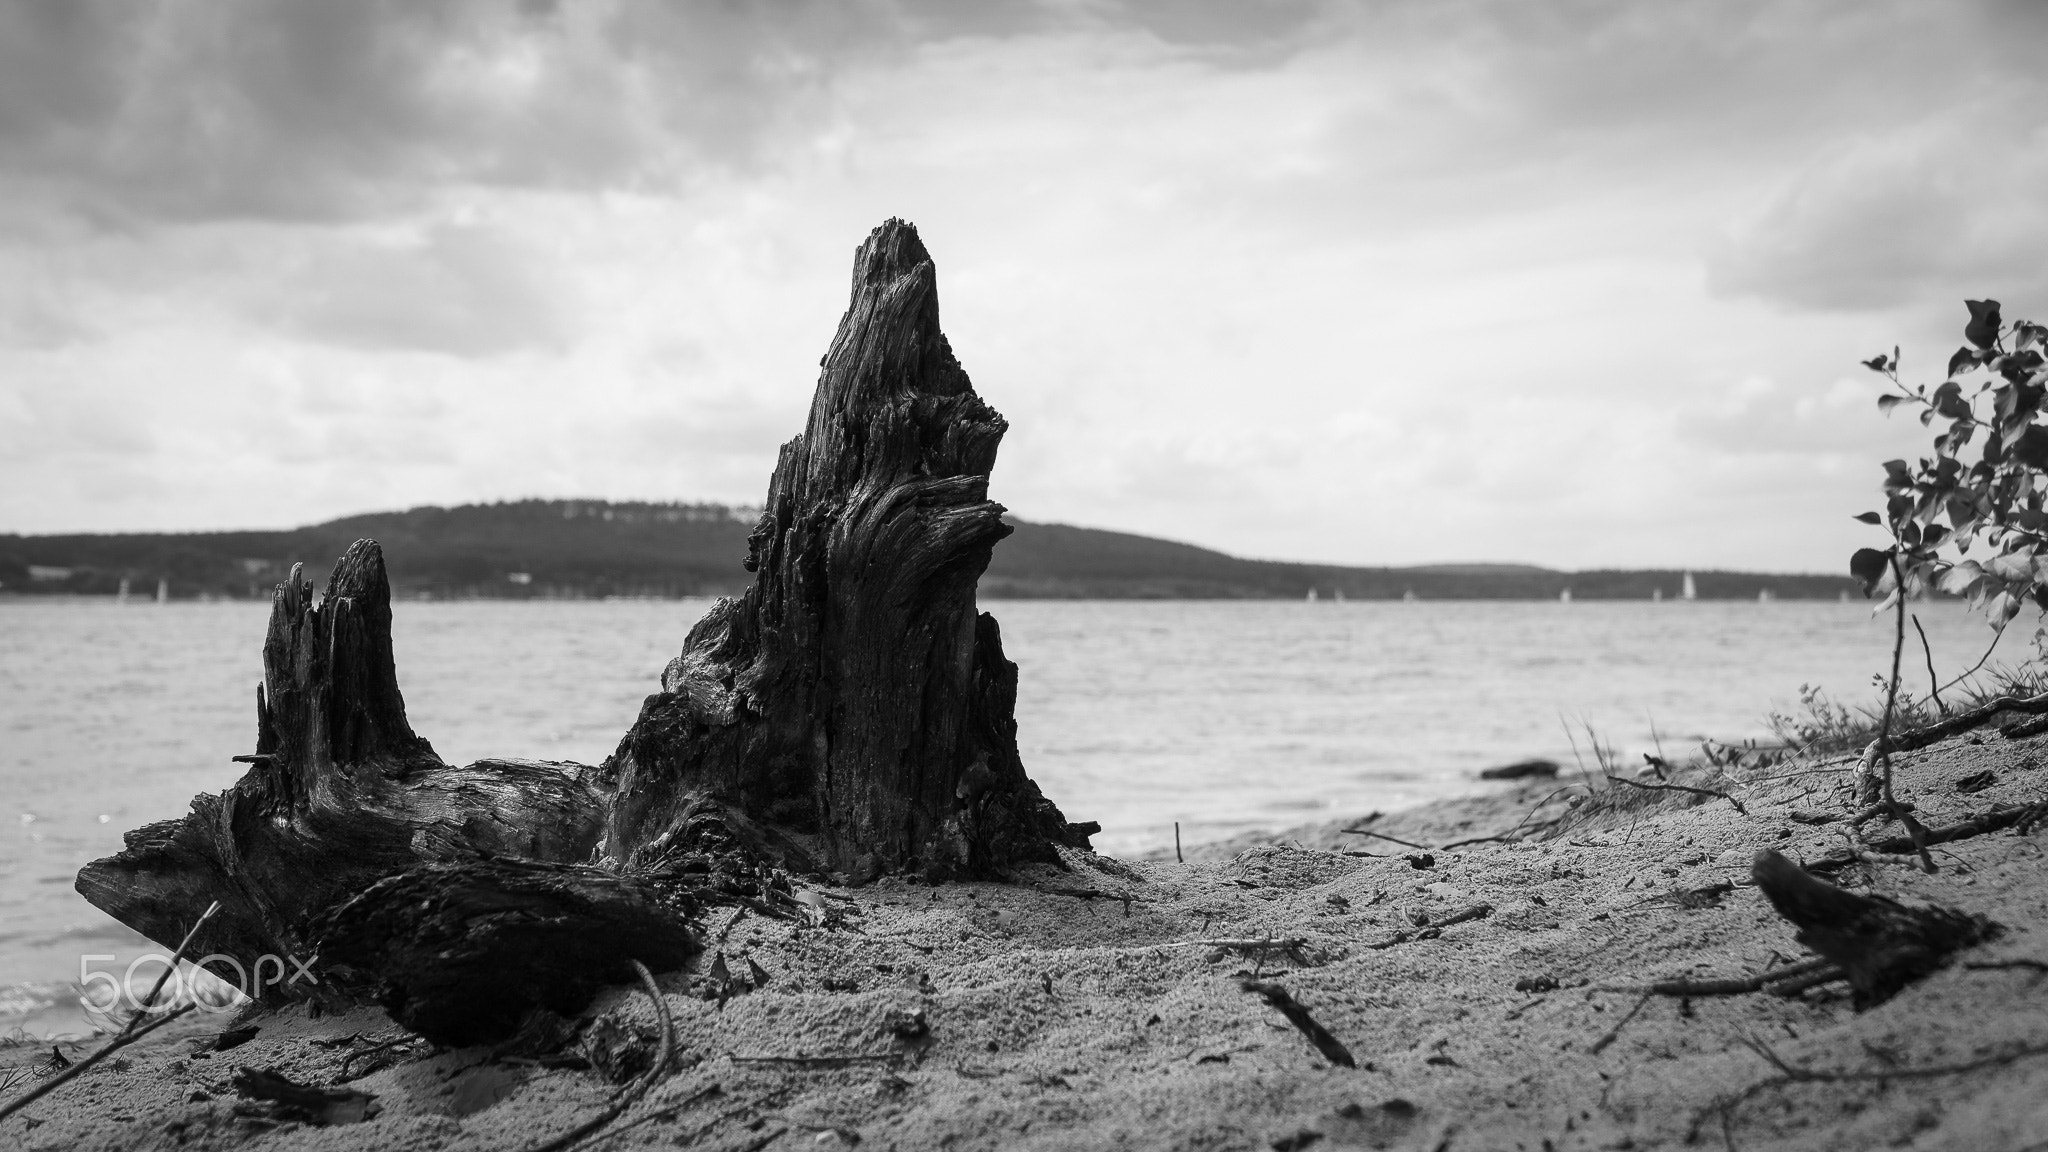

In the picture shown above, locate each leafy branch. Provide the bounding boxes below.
[1853,300,2048,823]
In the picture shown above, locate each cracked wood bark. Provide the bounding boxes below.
[75,219,1087,1037]
[601,218,1090,880]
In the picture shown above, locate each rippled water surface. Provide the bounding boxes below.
[0,596,2008,1033]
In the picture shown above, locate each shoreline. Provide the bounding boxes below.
[7,720,2047,1150]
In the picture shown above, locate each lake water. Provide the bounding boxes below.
[0,596,2016,1036]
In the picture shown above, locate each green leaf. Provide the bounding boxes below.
[1989,552,2034,582]
[2012,426,2048,470]
[1932,380,1971,420]
[1877,394,1906,414]
[1967,299,2004,350]
[1863,354,1892,373]
[1949,346,1983,376]
[1849,547,1892,595]
[1853,511,1882,524]
[1939,560,1985,595]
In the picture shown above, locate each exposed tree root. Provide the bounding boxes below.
[1865,801,2048,855]
[1688,1037,2048,1147]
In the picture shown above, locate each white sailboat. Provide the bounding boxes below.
[156,579,168,603]
[1402,589,1419,603]
[1652,587,1663,602]
[117,577,130,604]
[1305,588,1318,602]
[1559,587,1573,603]
[1681,572,1698,601]
[1758,588,1775,603]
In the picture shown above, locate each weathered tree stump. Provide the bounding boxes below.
[601,219,1091,881]
[76,219,1088,1043]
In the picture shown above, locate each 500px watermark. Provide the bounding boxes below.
[79,952,318,1014]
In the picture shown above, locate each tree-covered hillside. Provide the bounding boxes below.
[0,499,1858,601]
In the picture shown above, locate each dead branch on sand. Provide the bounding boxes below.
[1241,981,1357,1068]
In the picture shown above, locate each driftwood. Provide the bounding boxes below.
[1750,849,1998,1007]
[75,541,615,1012]
[74,219,1088,1045]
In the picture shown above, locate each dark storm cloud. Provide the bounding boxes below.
[0,0,1336,228]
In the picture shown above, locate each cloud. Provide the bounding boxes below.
[261,223,573,356]
[1709,120,2048,313]
[12,0,2048,573]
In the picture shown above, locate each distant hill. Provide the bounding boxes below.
[0,499,1859,601]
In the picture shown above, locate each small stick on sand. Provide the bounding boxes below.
[1606,776,1749,816]
[728,1054,899,1067]
[1964,958,2048,975]
[1601,957,1841,998]
[0,897,227,1126]
[1588,992,1651,1055]
[1438,834,1520,851]
[1339,827,1433,851]
[0,1005,196,1126]
[1175,822,1183,863]
[1240,981,1356,1068]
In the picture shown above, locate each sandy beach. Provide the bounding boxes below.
[6,712,2048,1152]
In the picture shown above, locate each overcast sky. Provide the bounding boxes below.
[2,0,2044,570]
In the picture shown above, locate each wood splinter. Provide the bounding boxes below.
[1750,849,1999,1007]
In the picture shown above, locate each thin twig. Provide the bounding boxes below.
[338,1034,421,1079]
[122,900,222,1035]
[1964,959,2048,975]
[0,1005,195,1125]
[1868,555,1909,808]
[728,1054,898,1067]
[519,960,673,1152]
[1439,834,1521,851]
[1766,966,1851,998]
[1690,1038,2048,1144]
[1588,992,1650,1055]
[1604,957,1838,999]
[1606,775,1748,815]
[1935,622,2006,697]
[1912,614,1945,715]
[1241,981,1356,1068]
[1339,827,1432,851]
